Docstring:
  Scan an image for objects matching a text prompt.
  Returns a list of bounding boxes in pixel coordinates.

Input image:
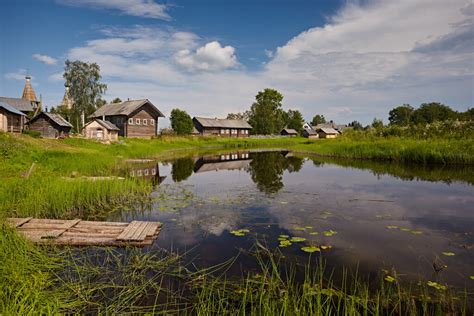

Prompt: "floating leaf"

[400,228,410,232]
[442,252,455,256]
[410,230,423,235]
[320,245,332,250]
[279,235,289,239]
[384,275,396,283]
[323,230,337,237]
[427,281,447,291]
[294,227,306,231]
[309,232,319,235]
[470,276,474,280]
[290,237,306,242]
[305,226,313,229]
[279,240,292,247]
[301,246,320,253]
[280,201,288,205]
[386,225,398,229]
[230,229,250,237]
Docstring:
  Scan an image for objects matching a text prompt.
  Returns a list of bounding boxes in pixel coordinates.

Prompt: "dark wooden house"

[27,112,72,138]
[192,117,252,137]
[0,101,26,133]
[89,99,164,138]
[281,128,298,136]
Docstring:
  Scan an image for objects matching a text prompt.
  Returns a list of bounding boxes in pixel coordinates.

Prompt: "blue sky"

[1,0,472,125]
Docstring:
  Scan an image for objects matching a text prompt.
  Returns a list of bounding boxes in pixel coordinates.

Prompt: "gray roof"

[0,101,26,116]
[193,117,252,129]
[319,127,339,134]
[303,128,317,135]
[93,119,120,131]
[195,160,251,173]
[90,99,164,118]
[282,128,298,134]
[0,97,35,112]
[29,112,73,128]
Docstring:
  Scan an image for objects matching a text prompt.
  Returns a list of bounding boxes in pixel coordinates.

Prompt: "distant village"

[0,75,348,141]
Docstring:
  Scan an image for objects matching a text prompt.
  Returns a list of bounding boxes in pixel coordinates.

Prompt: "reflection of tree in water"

[248,152,304,194]
[171,158,194,182]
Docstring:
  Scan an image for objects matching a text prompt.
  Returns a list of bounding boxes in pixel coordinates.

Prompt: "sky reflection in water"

[117,151,474,289]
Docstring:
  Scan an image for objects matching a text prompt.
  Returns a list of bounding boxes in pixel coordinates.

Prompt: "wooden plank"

[6,217,33,227]
[116,220,142,241]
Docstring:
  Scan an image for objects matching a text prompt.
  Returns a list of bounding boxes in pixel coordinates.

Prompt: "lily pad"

[279,240,292,247]
[442,252,455,256]
[410,230,423,235]
[384,275,396,283]
[309,232,319,235]
[400,227,410,232]
[427,281,447,291]
[279,235,289,239]
[323,230,337,237]
[386,225,398,229]
[290,237,306,242]
[230,229,250,237]
[320,245,332,250]
[294,227,306,231]
[305,226,313,229]
[470,276,474,280]
[301,246,320,253]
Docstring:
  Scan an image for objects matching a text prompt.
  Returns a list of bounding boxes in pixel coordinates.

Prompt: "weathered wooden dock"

[6,218,162,247]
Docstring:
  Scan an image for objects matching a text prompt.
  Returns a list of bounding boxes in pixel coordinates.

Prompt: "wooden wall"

[126,108,157,138]
[83,120,118,141]
[0,108,23,133]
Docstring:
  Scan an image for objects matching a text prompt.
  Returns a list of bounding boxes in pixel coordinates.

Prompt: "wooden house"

[302,128,318,139]
[82,119,120,142]
[281,128,298,136]
[0,101,26,133]
[317,127,339,138]
[192,117,252,137]
[27,112,72,138]
[0,76,41,116]
[89,99,164,138]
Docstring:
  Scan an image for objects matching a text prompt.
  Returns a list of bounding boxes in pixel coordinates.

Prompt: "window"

[220,129,225,134]
[150,119,155,125]
[143,119,148,125]
[231,129,237,134]
[136,118,141,125]
[128,118,133,125]
[226,129,230,134]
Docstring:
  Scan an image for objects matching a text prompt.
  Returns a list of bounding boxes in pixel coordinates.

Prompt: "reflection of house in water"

[128,163,166,186]
[194,151,252,173]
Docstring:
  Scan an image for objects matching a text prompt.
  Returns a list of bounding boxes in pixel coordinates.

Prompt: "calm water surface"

[113,151,474,289]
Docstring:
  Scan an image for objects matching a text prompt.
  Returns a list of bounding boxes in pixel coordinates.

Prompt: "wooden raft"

[6,218,162,247]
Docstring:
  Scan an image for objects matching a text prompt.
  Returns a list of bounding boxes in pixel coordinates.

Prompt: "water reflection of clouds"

[143,152,474,288]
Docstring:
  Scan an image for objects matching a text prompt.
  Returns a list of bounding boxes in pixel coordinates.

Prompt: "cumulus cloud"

[57,0,170,20]
[4,69,31,81]
[62,0,472,125]
[174,41,239,72]
[32,54,57,65]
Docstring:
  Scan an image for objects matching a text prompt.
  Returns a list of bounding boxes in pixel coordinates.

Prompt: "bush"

[22,130,41,138]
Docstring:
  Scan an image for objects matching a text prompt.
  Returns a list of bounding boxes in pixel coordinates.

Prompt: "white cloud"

[4,69,31,81]
[32,54,57,65]
[48,72,63,82]
[57,0,170,20]
[264,49,274,58]
[62,0,473,125]
[174,41,239,72]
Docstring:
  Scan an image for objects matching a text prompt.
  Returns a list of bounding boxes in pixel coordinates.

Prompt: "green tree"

[171,158,194,182]
[170,108,193,135]
[286,109,304,134]
[311,114,326,126]
[63,60,107,132]
[111,97,122,104]
[227,112,250,120]
[371,118,384,129]
[348,120,363,130]
[248,88,286,134]
[96,98,107,108]
[411,102,456,124]
[388,104,414,126]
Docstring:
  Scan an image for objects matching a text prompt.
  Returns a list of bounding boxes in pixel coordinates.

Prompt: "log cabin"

[89,99,164,138]
[317,127,339,139]
[192,117,252,137]
[27,112,72,138]
[82,118,119,142]
[0,101,26,133]
[281,128,298,136]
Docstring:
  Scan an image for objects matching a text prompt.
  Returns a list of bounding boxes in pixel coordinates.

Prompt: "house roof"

[282,128,298,134]
[90,99,164,118]
[0,97,35,112]
[84,119,120,131]
[303,128,317,135]
[29,112,73,128]
[0,101,26,116]
[319,127,339,134]
[193,117,252,129]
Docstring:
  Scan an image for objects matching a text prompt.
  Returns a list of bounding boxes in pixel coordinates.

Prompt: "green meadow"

[1,132,473,314]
